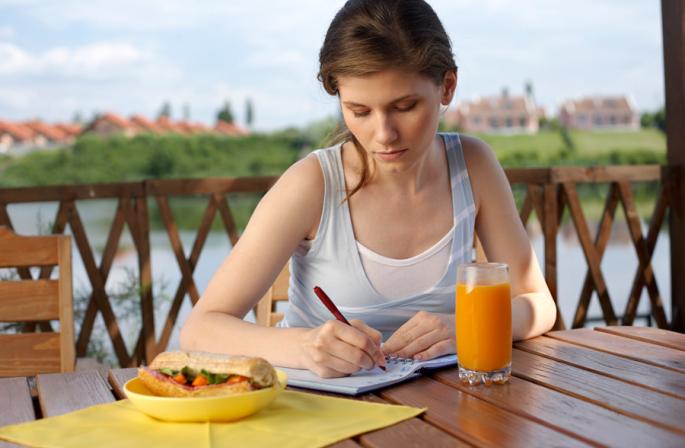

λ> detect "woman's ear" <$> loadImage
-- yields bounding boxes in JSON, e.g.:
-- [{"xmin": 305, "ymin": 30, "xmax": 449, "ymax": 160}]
[{"xmin": 441, "ymin": 70, "xmax": 458, "ymax": 105}]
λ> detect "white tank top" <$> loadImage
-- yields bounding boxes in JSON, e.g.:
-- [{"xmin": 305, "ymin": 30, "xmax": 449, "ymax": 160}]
[
  {"xmin": 356, "ymin": 225, "xmax": 455, "ymax": 300},
  {"xmin": 278, "ymin": 133, "xmax": 476, "ymax": 340}
]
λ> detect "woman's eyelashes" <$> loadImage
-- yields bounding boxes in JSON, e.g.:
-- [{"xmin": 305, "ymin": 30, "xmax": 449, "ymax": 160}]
[{"xmin": 350, "ymin": 101, "xmax": 418, "ymax": 118}]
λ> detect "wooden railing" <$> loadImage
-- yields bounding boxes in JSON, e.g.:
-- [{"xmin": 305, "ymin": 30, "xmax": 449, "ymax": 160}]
[{"xmin": 0, "ymin": 166, "xmax": 678, "ymax": 366}]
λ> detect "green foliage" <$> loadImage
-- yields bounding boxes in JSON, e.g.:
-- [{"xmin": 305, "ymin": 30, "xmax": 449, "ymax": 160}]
[
  {"xmin": 217, "ymin": 100, "xmax": 234, "ymax": 124},
  {"xmin": 559, "ymin": 127, "xmax": 576, "ymax": 153},
  {"xmin": 640, "ymin": 107, "xmax": 666, "ymax": 133},
  {"xmin": 0, "ymin": 133, "xmax": 302, "ymax": 187},
  {"xmin": 0, "ymin": 128, "xmax": 667, "ymax": 192},
  {"xmin": 245, "ymin": 98, "xmax": 254, "ymax": 128},
  {"xmin": 158, "ymin": 101, "xmax": 172, "ymax": 119}
]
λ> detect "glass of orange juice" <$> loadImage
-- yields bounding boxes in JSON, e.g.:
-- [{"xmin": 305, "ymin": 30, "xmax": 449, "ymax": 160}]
[{"xmin": 456, "ymin": 262, "xmax": 512, "ymax": 385}]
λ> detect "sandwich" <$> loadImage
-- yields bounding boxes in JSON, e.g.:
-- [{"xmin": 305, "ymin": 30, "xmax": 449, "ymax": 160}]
[{"xmin": 138, "ymin": 351, "xmax": 278, "ymax": 397}]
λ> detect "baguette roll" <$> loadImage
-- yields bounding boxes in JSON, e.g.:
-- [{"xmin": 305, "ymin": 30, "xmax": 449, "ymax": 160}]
[{"xmin": 137, "ymin": 351, "xmax": 278, "ymax": 398}]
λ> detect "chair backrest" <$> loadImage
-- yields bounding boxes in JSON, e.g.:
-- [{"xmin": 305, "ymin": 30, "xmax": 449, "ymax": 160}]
[
  {"xmin": 0, "ymin": 226, "xmax": 75, "ymax": 376},
  {"xmin": 254, "ymin": 264, "xmax": 289, "ymax": 327}
]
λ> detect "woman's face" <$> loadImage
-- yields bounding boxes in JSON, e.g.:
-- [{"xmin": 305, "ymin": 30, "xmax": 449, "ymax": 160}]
[{"xmin": 337, "ymin": 69, "xmax": 455, "ymax": 170}]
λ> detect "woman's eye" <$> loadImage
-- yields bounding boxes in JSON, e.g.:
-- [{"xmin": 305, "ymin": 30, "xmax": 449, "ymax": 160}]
[
  {"xmin": 352, "ymin": 110, "xmax": 370, "ymax": 117},
  {"xmin": 396, "ymin": 102, "xmax": 417, "ymax": 112}
]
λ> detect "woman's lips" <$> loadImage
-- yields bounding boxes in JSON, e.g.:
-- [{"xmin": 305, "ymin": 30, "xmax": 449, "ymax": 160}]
[{"xmin": 375, "ymin": 148, "xmax": 408, "ymax": 161}]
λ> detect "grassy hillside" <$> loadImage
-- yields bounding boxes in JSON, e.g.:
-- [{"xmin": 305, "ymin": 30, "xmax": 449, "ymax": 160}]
[{"xmin": 0, "ymin": 128, "xmax": 667, "ymax": 189}]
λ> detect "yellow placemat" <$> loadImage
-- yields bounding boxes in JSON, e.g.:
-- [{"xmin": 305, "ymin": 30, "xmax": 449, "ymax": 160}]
[{"xmin": 0, "ymin": 390, "xmax": 424, "ymax": 448}]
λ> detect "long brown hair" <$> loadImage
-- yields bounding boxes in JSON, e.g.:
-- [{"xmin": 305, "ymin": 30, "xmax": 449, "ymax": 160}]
[{"xmin": 318, "ymin": 0, "xmax": 457, "ymax": 200}]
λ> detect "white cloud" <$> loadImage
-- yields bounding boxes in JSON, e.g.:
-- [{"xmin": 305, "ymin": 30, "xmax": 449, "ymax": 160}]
[{"xmin": 0, "ymin": 41, "xmax": 186, "ymax": 87}]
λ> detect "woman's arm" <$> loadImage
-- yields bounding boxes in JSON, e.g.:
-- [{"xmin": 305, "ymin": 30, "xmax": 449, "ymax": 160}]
[
  {"xmin": 180, "ymin": 155, "xmax": 385, "ymax": 375},
  {"xmin": 461, "ymin": 135, "xmax": 557, "ymax": 340}
]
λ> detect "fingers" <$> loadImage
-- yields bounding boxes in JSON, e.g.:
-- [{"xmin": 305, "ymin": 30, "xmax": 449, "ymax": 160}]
[
  {"xmin": 382, "ymin": 312, "xmax": 424, "ymax": 354},
  {"xmin": 350, "ymin": 319, "xmax": 382, "ymax": 345},
  {"xmin": 389, "ymin": 328, "xmax": 442, "ymax": 358},
  {"xmin": 339, "ymin": 320, "xmax": 385, "ymax": 369},
  {"xmin": 413, "ymin": 338, "xmax": 454, "ymax": 361},
  {"xmin": 305, "ymin": 320, "xmax": 383, "ymax": 375},
  {"xmin": 383, "ymin": 311, "xmax": 455, "ymax": 360}
]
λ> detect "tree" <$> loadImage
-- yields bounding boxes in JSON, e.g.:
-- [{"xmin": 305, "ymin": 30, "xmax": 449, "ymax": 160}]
[
  {"xmin": 72, "ymin": 111, "xmax": 83, "ymax": 124},
  {"xmin": 182, "ymin": 103, "xmax": 191, "ymax": 121},
  {"xmin": 245, "ymin": 98, "xmax": 254, "ymax": 128},
  {"xmin": 217, "ymin": 100, "xmax": 234, "ymax": 124},
  {"xmin": 640, "ymin": 112, "xmax": 654, "ymax": 128},
  {"xmin": 653, "ymin": 108, "xmax": 666, "ymax": 133},
  {"xmin": 524, "ymin": 80, "xmax": 534, "ymax": 98},
  {"xmin": 158, "ymin": 101, "xmax": 172, "ymax": 119}
]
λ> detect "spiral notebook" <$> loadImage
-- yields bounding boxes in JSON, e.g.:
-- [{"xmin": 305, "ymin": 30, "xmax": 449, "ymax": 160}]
[{"xmin": 279, "ymin": 354, "xmax": 458, "ymax": 395}]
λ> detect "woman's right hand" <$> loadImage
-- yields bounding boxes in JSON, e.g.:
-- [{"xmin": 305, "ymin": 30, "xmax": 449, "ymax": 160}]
[{"xmin": 298, "ymin": 319, "xmax": 386, "ymax": 378}]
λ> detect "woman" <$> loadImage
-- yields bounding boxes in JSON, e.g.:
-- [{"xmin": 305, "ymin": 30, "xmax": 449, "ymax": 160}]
[{"xmin": 180, "ymin": 0, "xmax": 556, "ymax": 378}]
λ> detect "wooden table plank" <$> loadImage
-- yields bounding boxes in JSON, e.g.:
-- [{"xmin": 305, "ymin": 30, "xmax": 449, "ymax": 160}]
[
  {"xmin": 360, "ymin": 416, "xmax": 471, "ymax": 448},
  {"xmin": 36, "ymin": 370, "xmax": 115, "ymax": 417},
  {"xmin": 516, "ymin": 336, "xmax": 685, "ymax": 400},
  {"xmin": 359, "ymin": 393, "xmax": 470, "ymax": 448},
  {"xmin": 511, "ymin": 348, "xmax": 685, "ymax": 434},
  {"xmin": 0, "ymin": 377, "xmax": 35, "ymax": 448},
  {"xmin": 379, "ymin": 375, "xmax": 590, "ymax": 447},
  {"xmin": 432, "ymin": 370, "xmax": 685, "ymax": 447},
  {"xmin": 548, "ymin": 328, "xmax": 685, "ymax": 373},
  {"xmin": 108, "ymin": 367, "xmax": 137, "ymax": 399},
  {"xmin": 595, "ymin": 326, "xmax": 685, "ymax": 351},
  {"xmin": 0, "ymin": 378, "xmax": 34, "ymax": 426}
]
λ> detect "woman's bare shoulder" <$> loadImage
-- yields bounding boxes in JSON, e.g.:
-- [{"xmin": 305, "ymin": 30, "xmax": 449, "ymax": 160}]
[
  {"xmin": 277, "ymin": 152, "xmax": 324, "ymax": 193},
  {"xmin": 458, "ymin": 134, "xmax": 498, "ymax": 172}
]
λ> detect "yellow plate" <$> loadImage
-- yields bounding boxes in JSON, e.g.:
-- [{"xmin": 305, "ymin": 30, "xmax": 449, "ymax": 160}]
[{"xmin": 124, "ymin": 369, "xmax": 287, "ymax": 422}]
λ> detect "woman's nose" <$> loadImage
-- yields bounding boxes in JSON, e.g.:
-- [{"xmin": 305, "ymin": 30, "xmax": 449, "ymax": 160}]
[{"xmin": 374, "ymin": 114, "xmax": 398, "ymax": 146}]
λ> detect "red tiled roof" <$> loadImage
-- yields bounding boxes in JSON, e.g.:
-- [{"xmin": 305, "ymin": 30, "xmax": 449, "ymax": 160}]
[
  {"xmin": 456, "ymin": 95, "xmax": 536, "ymax": 116},
  {"xmin": 24, "ymin": 120, "xmax": 68, "ymax": 142},
  {"xmin": 101, "ymin": 112, "xmax": 134, "ymax": 129},
  {"xmin": 0, "ymin": 120, "xmax": 36, "ymax": 141},
  {"xmin": 155, "ymin": 116, "xmax": 188, "ymax": 133},
  {"xmin": 215, "ymin": 120, "xmax": 248, "ymax": 136},
  {"xmin": 174, "ymin": 120, "xmax": 196, "ymax": 134},
  {"xmin": 55, "ymin": 123, "xmax": 83, "ymax": 137},
  {"xmin": 130, "ymin": 115, "xmax": 161, "ymax": 133}
]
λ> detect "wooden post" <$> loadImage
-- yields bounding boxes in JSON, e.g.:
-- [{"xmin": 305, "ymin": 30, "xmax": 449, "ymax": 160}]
[
  {"xmin": 543, "ymin": 183, "xmax": 564, "ymax": 330},
  {"xmin": 661, "ymin": 0, "xmax": 685, "ymax": 331}
]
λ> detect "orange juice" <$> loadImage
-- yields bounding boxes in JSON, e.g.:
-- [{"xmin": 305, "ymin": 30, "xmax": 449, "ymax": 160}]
[{"xmin": 456, "ymin": 283, "xmax": 512, "ymax": 372}]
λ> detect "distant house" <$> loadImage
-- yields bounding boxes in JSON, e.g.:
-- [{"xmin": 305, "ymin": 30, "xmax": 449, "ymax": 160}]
[
  {"xmin": 83, "ymin": 113, "xmax": 137, "ymax": 137},
  {"xmin": 54, "ymin": 123, "xmax": 83, "ymax": 139},
  {"xmin": 130, "ymin": 115, "xmax": 161, "ymax": 134},
  {"xmin": 0, "ymin": 121, "xmax": 35, "ymax": 153},
  {"xmin": 23, "ymin": 120, "xmax": 69, "ymax": 147},
  {"xmin": 215, "ymin": 120, "xmax": 248, "ymax": 137},
  {"xmin": 445, "ymin": 92, "xmax": 542, "ymax": 134},
  {"xmin": 559, "ymin": 96, "xmax": 639, "ymax": 130}
]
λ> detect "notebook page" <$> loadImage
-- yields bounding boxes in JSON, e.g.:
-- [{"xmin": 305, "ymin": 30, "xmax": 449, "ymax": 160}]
[{"xmin": 279, "ymin": 354, "xmax": 457, "ymax": 395}]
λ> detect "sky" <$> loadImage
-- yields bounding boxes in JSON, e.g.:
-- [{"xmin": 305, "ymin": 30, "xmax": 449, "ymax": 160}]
[{"xmin": 0, "ymin": 0, "xmax": 665, "ymax": 131}]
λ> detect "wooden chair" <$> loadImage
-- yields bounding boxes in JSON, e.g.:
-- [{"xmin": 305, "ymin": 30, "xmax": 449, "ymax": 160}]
[
  {"xmin": 0, "ymin": 227, "xmax": 75, "ymax": 377},
  {"xmin": 254, "ymin": 264, "xmax": 289, "ymax": 327}
]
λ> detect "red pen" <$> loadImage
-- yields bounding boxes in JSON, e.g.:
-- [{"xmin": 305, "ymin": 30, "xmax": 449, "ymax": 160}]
[{"xmin": 313, "ymin": 286, "xmax": 386, "ymax": 371}]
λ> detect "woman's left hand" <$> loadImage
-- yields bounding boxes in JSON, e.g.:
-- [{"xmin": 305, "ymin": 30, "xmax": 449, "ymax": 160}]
[{"xmin": 382, "ymin": 311, "xmax": 455, "ymax": 361}]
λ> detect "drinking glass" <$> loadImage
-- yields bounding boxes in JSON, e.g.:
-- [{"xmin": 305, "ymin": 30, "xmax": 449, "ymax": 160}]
[{"xmin": 456, "ymin": 262, "xmax": 512, "ymax": 385}]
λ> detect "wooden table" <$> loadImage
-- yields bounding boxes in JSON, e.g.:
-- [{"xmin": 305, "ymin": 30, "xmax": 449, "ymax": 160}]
[{"xmin": 2, "ymin": 326, "xmax": 685, "ymax": 447}]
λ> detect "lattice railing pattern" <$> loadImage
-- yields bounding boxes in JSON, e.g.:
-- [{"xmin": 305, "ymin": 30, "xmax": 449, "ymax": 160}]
[{"xmin": 0, "ymin": 167, "xmax": 675, "ymax": 365}]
